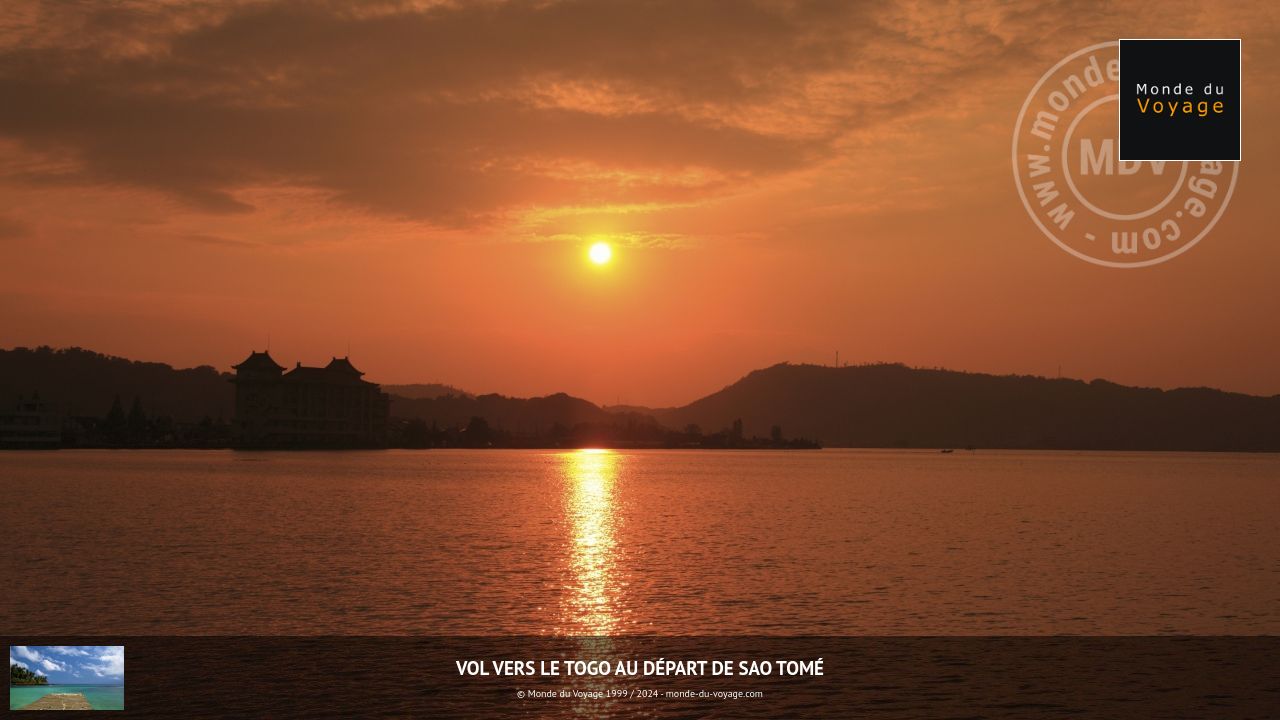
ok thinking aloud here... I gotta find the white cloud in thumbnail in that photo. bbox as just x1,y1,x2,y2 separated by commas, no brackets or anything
48,646,92,657
83,646,125,678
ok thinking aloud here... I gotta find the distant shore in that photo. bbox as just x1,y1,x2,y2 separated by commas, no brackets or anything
9,347,1280,452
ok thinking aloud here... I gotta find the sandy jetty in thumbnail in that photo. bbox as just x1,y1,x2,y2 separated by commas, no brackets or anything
18,693,92,710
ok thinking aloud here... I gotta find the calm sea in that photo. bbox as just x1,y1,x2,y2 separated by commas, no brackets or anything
9,685,124,710
1,449,1277,636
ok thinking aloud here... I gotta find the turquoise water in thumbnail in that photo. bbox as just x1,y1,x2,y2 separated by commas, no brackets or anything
9,684,124,710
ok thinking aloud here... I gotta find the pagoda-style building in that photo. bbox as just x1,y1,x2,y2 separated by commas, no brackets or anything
232,351,390,447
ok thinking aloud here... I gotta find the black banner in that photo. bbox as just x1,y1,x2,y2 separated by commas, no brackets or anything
8,636,1280,718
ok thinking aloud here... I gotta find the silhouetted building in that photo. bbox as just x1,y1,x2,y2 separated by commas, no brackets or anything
1,392,63,448
232,351,390,447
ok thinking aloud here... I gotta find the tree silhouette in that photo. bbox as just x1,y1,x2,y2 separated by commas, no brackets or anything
10,663,49,685
464,416,492,447
104,394,127,443
128,395,147,441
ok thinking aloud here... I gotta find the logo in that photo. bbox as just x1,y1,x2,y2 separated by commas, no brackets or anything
1012,42,1238,268
1119,39,1241,161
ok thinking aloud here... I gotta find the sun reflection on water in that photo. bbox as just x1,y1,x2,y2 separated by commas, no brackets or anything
561,448,622,636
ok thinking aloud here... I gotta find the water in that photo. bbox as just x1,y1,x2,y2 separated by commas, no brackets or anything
1,449,1277,635
9,685,124,710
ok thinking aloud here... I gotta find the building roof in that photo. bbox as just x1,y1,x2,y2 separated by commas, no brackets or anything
234,351,378,387
283,363,374,386
324,356,364,376
233,351,285,372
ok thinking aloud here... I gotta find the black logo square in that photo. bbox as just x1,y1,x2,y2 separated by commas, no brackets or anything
1119,39,1240,161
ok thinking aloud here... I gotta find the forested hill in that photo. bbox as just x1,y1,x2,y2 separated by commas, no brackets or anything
388,392,619,435
6,347,1279,450
651,362,1280,451
0,346,233,422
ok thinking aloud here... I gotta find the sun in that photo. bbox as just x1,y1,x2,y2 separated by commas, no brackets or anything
588,241,612,265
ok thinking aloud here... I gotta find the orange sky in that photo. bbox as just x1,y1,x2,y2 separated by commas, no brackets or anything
2,0,1278,407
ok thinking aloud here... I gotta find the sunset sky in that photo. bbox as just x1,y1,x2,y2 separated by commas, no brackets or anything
2,0,1278,407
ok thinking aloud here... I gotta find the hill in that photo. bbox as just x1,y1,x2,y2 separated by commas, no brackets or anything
389,392,617,435
0,346,233,421
0,346,617,436
653,362,1280,451
383,383,472,400
5,347,1279,451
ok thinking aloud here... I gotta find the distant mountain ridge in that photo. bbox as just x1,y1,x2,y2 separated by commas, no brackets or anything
389,392,620,435
383,383,473,400
0,346,233,421
650,362,1280,452
3,347,1278,450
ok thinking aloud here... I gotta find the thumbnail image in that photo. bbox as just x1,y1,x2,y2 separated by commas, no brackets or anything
9,647,123,711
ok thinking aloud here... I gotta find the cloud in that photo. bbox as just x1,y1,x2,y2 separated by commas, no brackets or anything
0,214,26,239
12,646,43,663
47,646,91,657
82,646,125,678
12,646,117,675
180,233,256,248
1,0,1272,243
0,0,1022,229
0,1,847,225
